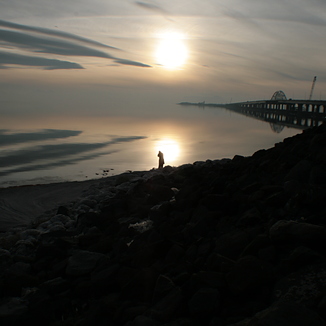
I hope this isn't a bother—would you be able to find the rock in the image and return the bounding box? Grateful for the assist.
[215,229,252,260]
[273,264,326,305]
[165,244,185,264]
[90,263,120,295]
[232,301,326,326]
[318,295,326,320]
[20,229,41,241]
[269,220,326,247]
[152,275,176,303]
[40,277,70,295]
[188,288,220,319]
[226,255,273,294]
[24,288,54,323]
[0,297,28,323]
[66,250,108,276]
[310,165,326,185]
[237,207,262,227]
[284,246,325,269]
[240,234,272,258]
[0,248,11,261]
[190,271,226,291]
[50,214,71,225]
[122,267,158,303]
[284,179,302,194]
[79,198,98,208]
[56,205,69,216]
[205,252,235,273]
[3,261,38,297]
[150,287,184,322]
[127,315,159,326]
[285,159,313,183]
[147,185,175,204]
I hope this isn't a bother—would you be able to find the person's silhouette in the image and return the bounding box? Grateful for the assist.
[158,151,164,169]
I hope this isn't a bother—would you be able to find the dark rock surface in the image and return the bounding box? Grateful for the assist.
[2,123,326,325]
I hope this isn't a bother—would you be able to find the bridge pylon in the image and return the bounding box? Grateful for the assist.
[271,90,287,101]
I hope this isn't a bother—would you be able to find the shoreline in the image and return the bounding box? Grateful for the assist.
[1,124,326,324]
[0,168,176,232]
[0,170,148,232]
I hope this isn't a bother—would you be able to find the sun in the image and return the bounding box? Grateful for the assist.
[155,32,188,69]
[155,138,180,163]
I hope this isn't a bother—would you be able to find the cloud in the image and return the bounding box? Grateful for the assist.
[114,58,152,68]
[0,20,151,69]
[0,30,115,59]
[135,1,168,15]
[221,1,326,27]
[220,6,260,29]
[0,51,83,70]
[0,19,119,50]
[110,136,148,143]
[0,129,82,147]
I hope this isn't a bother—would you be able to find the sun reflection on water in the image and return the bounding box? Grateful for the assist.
[155,138,180,164]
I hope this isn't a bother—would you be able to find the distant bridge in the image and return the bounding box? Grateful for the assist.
[179,90,326,133]
[226,90,326,131]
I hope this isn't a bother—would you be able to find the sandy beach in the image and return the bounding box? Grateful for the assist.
[0,178,107,232]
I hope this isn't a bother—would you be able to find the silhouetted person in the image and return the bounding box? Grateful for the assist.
[158,151,164,169]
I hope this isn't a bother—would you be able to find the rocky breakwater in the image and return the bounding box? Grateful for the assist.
[2,123,326,325]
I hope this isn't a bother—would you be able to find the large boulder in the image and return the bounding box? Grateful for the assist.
[269,220,326,247]
[65,250,108,276]
[230,301,326,326]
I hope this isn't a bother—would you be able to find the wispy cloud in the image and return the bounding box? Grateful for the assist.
[0,30,115,58]
[135,1,168,15]
[220,1,326,27]
[221,6,260,29]
[114,58,152,67]
[0,20,151,69]
[0,19,119,50]
[0,51,83,70]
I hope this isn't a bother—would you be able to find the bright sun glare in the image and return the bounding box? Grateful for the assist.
[156,138,180,163]
[156,32,188,69]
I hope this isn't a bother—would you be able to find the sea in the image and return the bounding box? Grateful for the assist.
[0,102,308,188]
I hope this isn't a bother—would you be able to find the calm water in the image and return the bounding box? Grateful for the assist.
[0,103,303,188]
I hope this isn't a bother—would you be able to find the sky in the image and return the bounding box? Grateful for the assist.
[1,0,326,118]
[1,0,325,186]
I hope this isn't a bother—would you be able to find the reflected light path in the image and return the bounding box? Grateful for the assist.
[155,138,180,164]
[0,106,302,188]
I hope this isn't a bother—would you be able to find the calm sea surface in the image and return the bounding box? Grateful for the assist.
[0,103,305,188]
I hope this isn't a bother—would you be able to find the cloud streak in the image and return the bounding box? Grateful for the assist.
[135,1,168,15]
[0,20,151,69]
[114,58,152,68]
[0,19,119,50]
[0,29,115,58]
[0,51,83,70]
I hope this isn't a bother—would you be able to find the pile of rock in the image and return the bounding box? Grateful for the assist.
[1,123,326,325]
